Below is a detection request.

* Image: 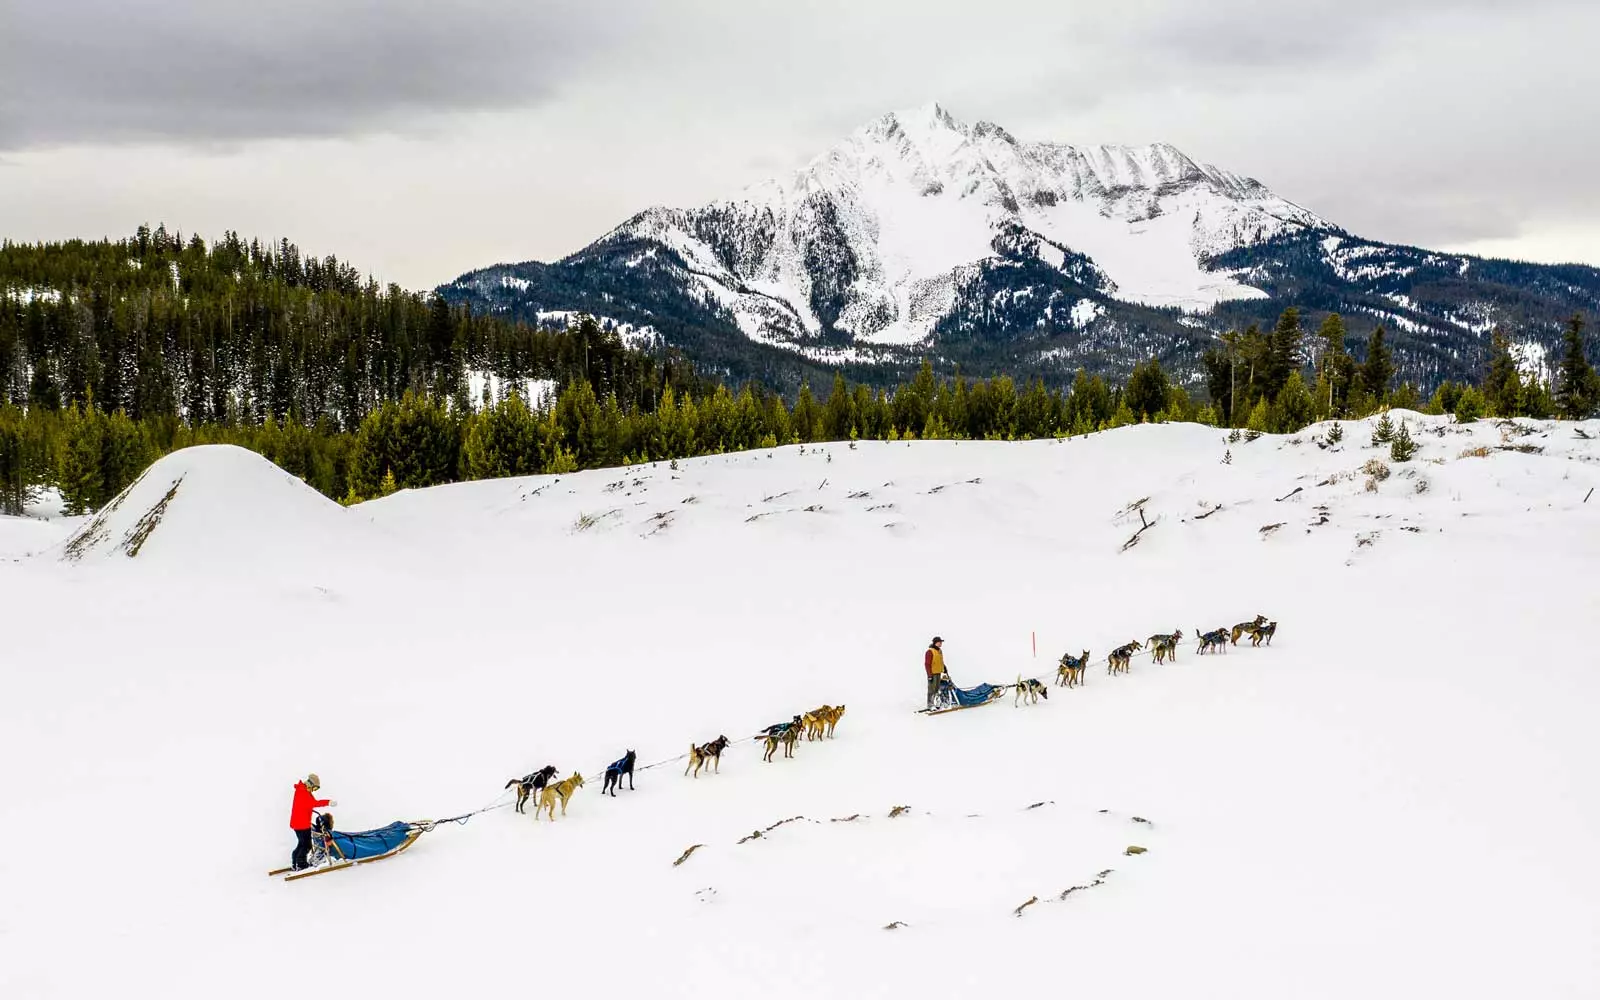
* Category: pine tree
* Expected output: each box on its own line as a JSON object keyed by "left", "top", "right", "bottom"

{"left": 1244, "top": 397, "right": 1271, "bottom": 433}
{"left": 1482, "top": 329, "right": 1523, "bottom": 417}
{"left": 1389, "top": 382, "right": 1420, "bottom": 412}
{"left": 1125, "top": 358, "right": 1170, "bottom": 421}
{"left": 1427, "top": 381, "right": 1463, "bottom": 416}
{"left": 1264, "top": 307, "right": 1304, "bottom": 398}
{"left": 792, "top": 383, "right": 821, "bottom": 443}
{"left": 59, "top": 404, "right": 106, "bottom": 515}
{"left": 1359, "top": 327, "right": 1395, "bottom": 404}
{"left": 1314, "top": 313, "right": 1352, "bottom": 415}
{"left": 1371, "top": 411, "right": 1395, "bottom": 444}
{"left": 1554, "top": 314, "right": 1600, "bottom": 419}
{"left": 1453, "top": 386, "right": 1485, "bottom": 423}
{"left": 1389, "top": 420, "right": 1418, "bottom": 462}
{"left": 1270, "top": 371, "right": 1314, "bottom": 432}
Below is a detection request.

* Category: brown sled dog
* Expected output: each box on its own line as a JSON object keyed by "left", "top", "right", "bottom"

{"left": 533, "top": 772, "right": 584, "bottom": 821}
{"left": 1230, "top": 615, "right": 1268, "bottom": 645}
{"left": 1057, "top": 650, "right": 1089, "bottom": 688}
{"left": 1250, "top": 621, "right": 1278, "bottom": 646}
{"left": 763, "top": 717, "right": 803, "bottom": 762}
{"left": 1149, "top": 630, "right": 1184, "bottom": 664}
{"left": 1107, "top": 640, "right": 1142, "bottom": 675}
{"left": 686, "top": 736, "right": 730, "bottom": 778}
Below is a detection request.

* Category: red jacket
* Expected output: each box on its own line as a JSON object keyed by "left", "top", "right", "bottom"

{"left": 289, "top": 781, "right": 330, "bottom": 830}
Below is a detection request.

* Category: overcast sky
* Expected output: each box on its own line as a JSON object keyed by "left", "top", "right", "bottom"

{"left": 3, "top": 0, "right": 1597, "bottom": 289}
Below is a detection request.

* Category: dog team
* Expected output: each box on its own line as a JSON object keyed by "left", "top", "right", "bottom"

{"left": 501, "top": 705, "right": 847, "bottom": 821}
{"left": 1047, "top": 614, "right": 1279, "bottom": 689}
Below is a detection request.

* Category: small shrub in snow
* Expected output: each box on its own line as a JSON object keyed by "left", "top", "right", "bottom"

{"left": 1326, "top": 422, "right": 1345, "bottom": 445}
{"left": 1222, "top": 449, "right": 1233, "bottom": 465}
{"left": 1227, "top": 427, "right": 1242, "bottom": 444}
{"left": 1371, "top": 412, "right": 1395, "bottom": 445}
{"left": 1364, "top": 477, "right": 1380, "bottom": 493}
{"left": 1460, "top": 445, "right": 1493, "bottom": 459}
{"left": 1390, "top": 422, "right": 1419, "bottom": 462}
{"left": 1243, "top": 429, "right": 1262, "bottom": 443}
{"left": 1362, "top": 458, "right": 1392, "bottom": 481}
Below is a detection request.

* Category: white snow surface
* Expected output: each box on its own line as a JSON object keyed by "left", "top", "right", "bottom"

{"left": 5, "top": 416, "right": 1600, "bottom": 998}
{"left": 602, "top": 103, "right": 1321, "bottom": 345}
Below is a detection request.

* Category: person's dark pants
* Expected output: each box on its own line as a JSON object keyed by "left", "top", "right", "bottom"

{"left": 926, "top": 674, "right": 943, "bottom": 708}
{"left": 292, "top": 828, "right": 313, "bottom": 870}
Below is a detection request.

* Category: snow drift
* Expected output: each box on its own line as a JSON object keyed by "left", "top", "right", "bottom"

{"left": 55, "top": 444, "right": 395, "bottom": 578}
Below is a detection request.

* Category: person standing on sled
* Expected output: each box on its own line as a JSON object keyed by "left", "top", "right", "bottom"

{"left": 289, "top": 773, "right": 337, "bottom": 871}
{"left": 925, "top": 637, "right": 948, "bottom": 709}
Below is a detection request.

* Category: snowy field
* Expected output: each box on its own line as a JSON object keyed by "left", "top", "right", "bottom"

{"left": 4, "top": 413, "right": 1600, "bottom": 998}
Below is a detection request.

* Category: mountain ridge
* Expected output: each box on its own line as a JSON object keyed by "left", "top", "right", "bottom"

{"left": 441, "top": 103, "right": 1597, "bottom": 391}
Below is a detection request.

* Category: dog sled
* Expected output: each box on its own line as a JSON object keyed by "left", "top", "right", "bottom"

{"left": 918, "top": 677, "right": 1006, "bottom": 716}
{"left": 268, "top": 816, "right": 425, "bottom": 882}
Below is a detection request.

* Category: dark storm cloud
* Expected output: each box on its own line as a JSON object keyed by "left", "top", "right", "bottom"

{"left": 0, "top": 0, "right": 611, "bottom": 149}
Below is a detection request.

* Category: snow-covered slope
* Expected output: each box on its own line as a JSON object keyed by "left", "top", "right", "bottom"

{"left": 4, "top": 417, "right": 1600, "bottom": 998}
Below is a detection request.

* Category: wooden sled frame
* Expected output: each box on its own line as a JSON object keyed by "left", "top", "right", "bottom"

{"left": 269, "top": 827, "right": 423, "bottom": 881}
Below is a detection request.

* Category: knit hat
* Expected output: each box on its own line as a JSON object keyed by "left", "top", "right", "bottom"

{"left": 306, "top": 773, "right": 321, "bottom": 789}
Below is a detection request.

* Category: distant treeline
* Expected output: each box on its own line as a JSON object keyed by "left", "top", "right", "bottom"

{"left": 0, "top": 228, "right": 1594, "bottom": 516}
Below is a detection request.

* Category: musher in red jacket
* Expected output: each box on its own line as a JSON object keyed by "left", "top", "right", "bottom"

{"left": 290, "top": 773, "right": 336, "bottom": 871}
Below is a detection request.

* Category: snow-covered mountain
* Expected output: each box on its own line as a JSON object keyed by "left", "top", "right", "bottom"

{"left": 443, "top": 103, "right": 1600, "bottom": 388}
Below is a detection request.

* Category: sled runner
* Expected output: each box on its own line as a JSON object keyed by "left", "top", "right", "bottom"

{"left": 917, "top": 678, "right": 1005, "bottom": 715}
{"left": 268, "top": 820, "right": 424, "bottom": 881}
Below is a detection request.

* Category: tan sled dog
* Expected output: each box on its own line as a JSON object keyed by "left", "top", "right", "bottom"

{"left": 822, "top": 704, "right": 845, "bottom": 738}
{"left": 803, "top": 706, "right": 832, "bottom": 741}
{"left": 533, "top": 772, "right": 584, "bottom": 821}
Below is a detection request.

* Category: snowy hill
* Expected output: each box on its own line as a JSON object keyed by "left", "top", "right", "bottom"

{"left": 4, "top": 418, "right": 1600, "bottom": 998}
{"left": 443, "top": 103, "right": 1600, "bottom": 389}
{"left": 53, "top": 444, "right": 402, "bottom": 582}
